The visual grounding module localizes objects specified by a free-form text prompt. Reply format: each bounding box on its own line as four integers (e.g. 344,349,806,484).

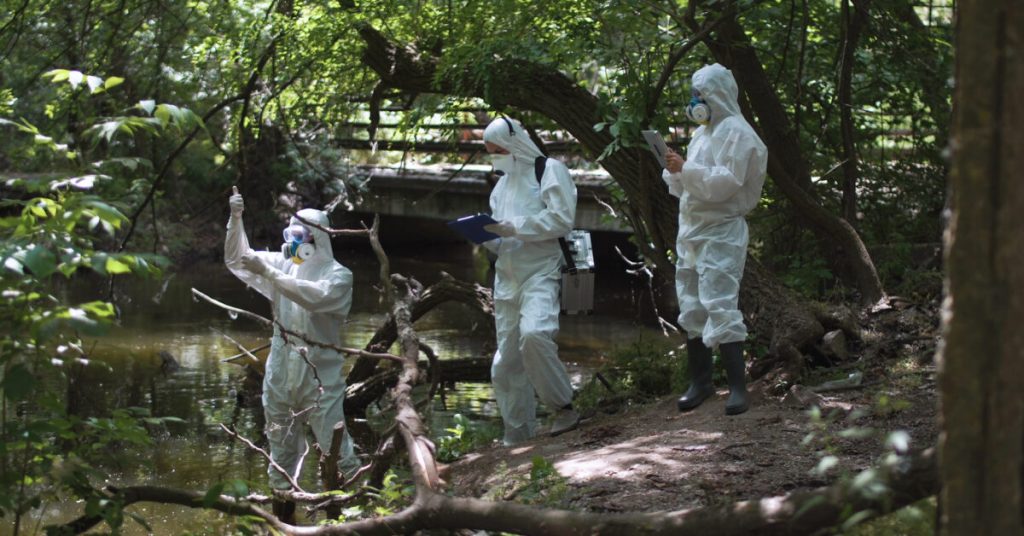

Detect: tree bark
346,357,490,415
838,0,871,226
356,25,824,375
346,271,493,388
690,5,884,304
938,0,1024,533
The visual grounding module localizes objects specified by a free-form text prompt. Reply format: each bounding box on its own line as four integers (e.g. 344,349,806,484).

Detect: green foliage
800,396,920,532
847,497,936,536
436,413,502,462
575,335,682,413
325,469,414,524
482,457,571,507
0,72,187,533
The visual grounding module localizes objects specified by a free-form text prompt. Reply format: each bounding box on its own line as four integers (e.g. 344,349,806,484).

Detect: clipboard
447,213,500,244
641,130,671,168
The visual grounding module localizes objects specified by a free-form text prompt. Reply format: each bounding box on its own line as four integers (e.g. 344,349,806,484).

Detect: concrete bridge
350,164,631,234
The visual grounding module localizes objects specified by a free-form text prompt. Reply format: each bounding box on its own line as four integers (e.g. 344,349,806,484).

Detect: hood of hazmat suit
225,207,358,489
661,63,768,347
482,117,578,301
662,63,768,234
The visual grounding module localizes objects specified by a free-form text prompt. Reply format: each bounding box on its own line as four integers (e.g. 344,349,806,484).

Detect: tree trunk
838,0,871,226
938,0,1024,533
690,6,885,304
356,25,823,374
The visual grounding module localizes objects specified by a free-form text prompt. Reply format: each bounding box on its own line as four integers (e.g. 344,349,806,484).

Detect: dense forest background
3,0,1019,534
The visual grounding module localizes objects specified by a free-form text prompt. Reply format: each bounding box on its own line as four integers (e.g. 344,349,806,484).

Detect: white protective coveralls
482,117,577,445
661,63,768,347
225,204,359,489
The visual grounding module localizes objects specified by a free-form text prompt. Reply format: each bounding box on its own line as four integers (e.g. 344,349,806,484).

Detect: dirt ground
446,302,939,514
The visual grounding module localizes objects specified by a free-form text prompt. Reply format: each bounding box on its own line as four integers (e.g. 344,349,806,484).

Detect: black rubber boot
720,341,749,415
677,338,714,411
272,499,296,524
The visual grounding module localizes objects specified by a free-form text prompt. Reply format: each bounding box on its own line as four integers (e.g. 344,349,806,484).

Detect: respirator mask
281,224,315,264
492,155,516,175
685,88,711,125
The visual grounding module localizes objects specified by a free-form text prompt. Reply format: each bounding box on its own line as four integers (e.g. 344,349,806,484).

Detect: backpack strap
534,156,577,273
534,155,547,184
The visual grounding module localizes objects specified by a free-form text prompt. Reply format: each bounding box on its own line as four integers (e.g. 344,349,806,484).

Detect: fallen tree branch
222,342,270,364
58,446,935,535
192,288,403,364
347,271,493,386
220,424,306,493
212,327,264,366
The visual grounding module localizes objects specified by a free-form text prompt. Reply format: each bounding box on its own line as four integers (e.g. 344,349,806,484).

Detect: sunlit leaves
43,70,124,95
85,117,162,143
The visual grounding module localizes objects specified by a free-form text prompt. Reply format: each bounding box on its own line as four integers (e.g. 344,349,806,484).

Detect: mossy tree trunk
938,0,1024,532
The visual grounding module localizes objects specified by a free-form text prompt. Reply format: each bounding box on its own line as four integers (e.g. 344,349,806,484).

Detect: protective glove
240,252,268,276
665,149,685,174
483,221,516,238
229,186,244,217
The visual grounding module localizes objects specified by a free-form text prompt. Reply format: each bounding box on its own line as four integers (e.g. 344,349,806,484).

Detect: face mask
686,89,711,125
491,154,515,174
281,224,315,264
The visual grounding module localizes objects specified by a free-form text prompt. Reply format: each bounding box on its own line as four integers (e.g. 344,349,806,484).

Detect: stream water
25,246,664,534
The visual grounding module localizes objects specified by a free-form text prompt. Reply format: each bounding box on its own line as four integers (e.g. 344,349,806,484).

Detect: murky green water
25,248,662,534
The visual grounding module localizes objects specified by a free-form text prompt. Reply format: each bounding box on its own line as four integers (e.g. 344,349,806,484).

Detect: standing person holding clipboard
659,64,768,416
479,116,581,446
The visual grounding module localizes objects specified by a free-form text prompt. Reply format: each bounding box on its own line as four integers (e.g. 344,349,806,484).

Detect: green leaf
840,509,876,531
138,100,156,115
105,256,132,274
1,364,36,401
68,71,84,88
812,455,839,475
44,69,70,82
3,256,24,275
154,104,176,126
202,483,225,507
24,245,57,278
224,479,249,499
105,77,125,90
80,301,115,319
64,307,108,336
86,76,103,93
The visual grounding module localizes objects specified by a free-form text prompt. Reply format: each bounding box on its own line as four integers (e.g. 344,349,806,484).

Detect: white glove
229,186,244,217
240,252,267,276
484,221,516,238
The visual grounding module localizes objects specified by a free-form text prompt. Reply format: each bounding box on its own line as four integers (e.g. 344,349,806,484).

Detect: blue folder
447,213,500,244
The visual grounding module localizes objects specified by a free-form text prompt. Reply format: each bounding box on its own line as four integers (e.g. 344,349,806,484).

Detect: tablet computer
641,130,670,169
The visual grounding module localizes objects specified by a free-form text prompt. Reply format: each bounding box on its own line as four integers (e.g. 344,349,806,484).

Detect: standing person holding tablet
480,116,581,446
661,63,768,416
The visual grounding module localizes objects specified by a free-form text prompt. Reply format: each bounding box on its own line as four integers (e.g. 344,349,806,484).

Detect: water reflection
30,248,662,534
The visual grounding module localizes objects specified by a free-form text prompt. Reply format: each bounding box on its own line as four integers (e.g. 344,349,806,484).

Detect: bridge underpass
331,163,639,273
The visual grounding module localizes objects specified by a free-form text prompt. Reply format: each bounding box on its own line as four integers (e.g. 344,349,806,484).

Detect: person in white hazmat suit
480,116,581,446
224,187,359,519
662,63,768,416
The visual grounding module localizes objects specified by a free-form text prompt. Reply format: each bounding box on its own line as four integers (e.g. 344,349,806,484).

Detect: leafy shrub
436,413,501,462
